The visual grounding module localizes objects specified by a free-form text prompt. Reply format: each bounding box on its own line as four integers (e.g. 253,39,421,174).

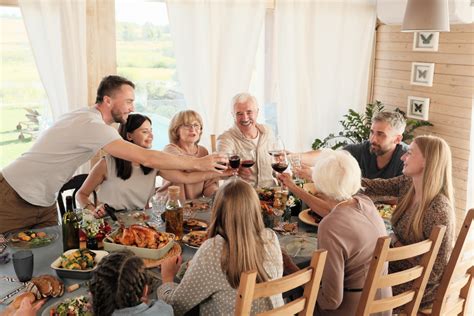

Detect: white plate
280,235,318,257
182,231,207,249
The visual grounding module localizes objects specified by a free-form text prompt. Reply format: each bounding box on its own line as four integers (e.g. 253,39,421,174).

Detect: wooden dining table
0,208,317,315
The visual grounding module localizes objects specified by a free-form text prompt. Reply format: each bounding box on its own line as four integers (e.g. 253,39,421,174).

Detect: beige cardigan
216,123,276,188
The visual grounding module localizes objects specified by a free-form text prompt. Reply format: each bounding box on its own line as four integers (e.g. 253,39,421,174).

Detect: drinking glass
241,150,255,169
271,150,289,190
269,136,285,156
289,153,302,183
13,250,33,282
228,151,241,177
150,194,166,227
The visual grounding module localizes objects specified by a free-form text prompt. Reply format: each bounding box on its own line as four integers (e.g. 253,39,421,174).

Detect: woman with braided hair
89,250,173,316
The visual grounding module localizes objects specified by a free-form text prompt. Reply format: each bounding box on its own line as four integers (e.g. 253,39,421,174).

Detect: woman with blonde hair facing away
362,135,455,309
157,110,219,201
292,150,391,315
157,179,283,315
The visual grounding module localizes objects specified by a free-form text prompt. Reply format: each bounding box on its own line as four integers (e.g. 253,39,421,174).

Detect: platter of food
103,224,174,260
182,231,208,249
183,218,208,233
43,295,92,316
298,209,323,227
183,199,211,213
7,228,58,249
50,249,108,279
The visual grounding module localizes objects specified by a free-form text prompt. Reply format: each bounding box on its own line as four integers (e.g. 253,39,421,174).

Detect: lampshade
401,0,450,32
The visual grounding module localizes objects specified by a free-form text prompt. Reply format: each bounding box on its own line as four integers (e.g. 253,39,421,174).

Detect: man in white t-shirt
217,93,276,187
0,75,226,233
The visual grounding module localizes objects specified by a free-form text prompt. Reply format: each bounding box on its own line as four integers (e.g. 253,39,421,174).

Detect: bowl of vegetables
50,248,108,279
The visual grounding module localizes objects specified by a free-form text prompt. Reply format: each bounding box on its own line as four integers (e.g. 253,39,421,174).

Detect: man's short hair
371,111,406,135
230,93,258,114
95,75,135,104
312,149,361,201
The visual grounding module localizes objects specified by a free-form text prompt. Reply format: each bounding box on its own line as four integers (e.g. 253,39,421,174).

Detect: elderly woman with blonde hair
361,135,455,310
279,149,391,316
157,110,221,201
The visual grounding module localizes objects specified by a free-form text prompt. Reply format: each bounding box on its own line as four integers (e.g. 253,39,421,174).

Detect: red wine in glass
271,162,288,173
229,155,241,169
241,160,255,168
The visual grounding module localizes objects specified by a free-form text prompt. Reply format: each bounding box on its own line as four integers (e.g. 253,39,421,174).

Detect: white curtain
166,0,266,147
19,0,88,121
273,0,376,152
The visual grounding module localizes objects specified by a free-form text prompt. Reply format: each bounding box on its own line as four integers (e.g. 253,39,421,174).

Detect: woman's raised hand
198,153,228,172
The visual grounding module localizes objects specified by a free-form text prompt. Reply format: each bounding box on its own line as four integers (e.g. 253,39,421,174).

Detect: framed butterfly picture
413,32,439,51
407,96,430,121
410,62,435,87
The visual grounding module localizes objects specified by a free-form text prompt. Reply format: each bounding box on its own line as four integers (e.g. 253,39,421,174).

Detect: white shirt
2,108,121,206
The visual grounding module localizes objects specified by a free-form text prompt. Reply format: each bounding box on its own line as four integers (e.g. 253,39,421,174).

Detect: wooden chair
356,225,446,316
210,134,217,152
428,209,474,316
57,174,96,218
235,249,327,316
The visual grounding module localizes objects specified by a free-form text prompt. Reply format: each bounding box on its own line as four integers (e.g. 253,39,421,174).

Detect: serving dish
183,218,208,233
298,209,322,227
50,249,108,280
103,226,175,260
182,231,207,249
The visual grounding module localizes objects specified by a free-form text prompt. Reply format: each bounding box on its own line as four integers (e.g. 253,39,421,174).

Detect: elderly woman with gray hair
278,150,391,316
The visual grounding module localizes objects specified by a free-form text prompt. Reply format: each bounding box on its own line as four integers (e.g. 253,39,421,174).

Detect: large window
115,0,183,150
0,6,50,168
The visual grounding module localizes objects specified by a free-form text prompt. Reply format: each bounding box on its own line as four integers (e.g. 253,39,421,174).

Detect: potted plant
311,100,433,150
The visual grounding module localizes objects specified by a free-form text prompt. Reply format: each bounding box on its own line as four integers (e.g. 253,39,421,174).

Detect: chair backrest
356,225,446,316
57,174,96,217
210,134,217,152
431,209,474,316
235,249,327,316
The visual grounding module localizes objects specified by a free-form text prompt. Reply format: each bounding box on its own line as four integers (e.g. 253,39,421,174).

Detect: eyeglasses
181,123,202,130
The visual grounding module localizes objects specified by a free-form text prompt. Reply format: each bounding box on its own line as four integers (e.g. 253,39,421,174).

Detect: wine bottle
62,196,80,251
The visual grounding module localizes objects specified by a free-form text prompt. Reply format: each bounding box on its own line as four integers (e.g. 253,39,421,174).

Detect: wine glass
241,150,255,169
289,153,302,183
269,136,285,156
228,151,241,177
271,150,289,190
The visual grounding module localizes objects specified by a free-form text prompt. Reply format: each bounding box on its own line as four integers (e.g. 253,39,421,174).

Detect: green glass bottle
62,196,80,251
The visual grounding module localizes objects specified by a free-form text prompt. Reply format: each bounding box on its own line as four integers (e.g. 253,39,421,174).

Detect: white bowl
50,249,108,279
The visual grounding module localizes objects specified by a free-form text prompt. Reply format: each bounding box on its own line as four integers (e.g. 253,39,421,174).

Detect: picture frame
407,96,430,121
410,62,435,87
413,32,439,51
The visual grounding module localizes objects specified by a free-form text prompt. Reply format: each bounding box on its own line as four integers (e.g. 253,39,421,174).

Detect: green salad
52,295,92,316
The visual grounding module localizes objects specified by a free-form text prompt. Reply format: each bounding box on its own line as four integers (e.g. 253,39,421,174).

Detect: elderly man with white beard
217,93,276,188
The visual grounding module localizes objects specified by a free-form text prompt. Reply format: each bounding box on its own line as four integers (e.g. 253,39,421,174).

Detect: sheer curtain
166,0,266,146
273,0,376,152
19,0,88,121
19,0,88,172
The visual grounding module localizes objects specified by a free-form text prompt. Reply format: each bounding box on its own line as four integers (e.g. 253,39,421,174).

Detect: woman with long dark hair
77,113,226,216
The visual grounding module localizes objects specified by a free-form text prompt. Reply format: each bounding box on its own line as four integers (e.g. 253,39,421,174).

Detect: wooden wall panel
371,24,473,232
